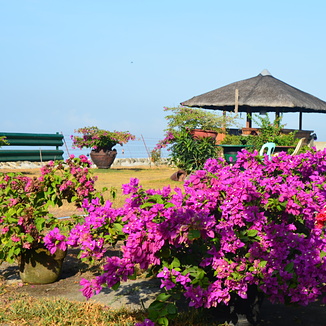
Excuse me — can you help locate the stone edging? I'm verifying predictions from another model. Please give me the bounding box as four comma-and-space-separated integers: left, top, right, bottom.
0, 158, 168, 169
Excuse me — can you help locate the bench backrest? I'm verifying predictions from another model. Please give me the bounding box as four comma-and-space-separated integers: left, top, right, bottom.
0, 132, 64, 162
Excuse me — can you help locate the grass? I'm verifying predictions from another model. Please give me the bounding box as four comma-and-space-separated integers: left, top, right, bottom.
0, 292, 145, 326
0, 292, 229, 326
93, 166, 181, 207
3, 164, 181, 230
21, 164, 182, 216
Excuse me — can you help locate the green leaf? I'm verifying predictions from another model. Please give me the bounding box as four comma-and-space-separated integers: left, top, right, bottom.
156, 293, 171, 302
164, 202, 175, 208
285, 262, 294, 273
35, 217, 46, 230
25, 234, 34, 243
230, 271, 243, 281
157, 317, 169, 326
166, 303, 177, 315
141, 202, 155, 209
113, 223, 123, 232
170, 257, 180, 269
128, 272, 137, 280
246, 229, 258, 237
14, 247, 21, 255
149, 300, 165, 311
111, 281, 120, 291
188, 229, 201, 240
320, 251, 326, 259
197, 269, 205, 280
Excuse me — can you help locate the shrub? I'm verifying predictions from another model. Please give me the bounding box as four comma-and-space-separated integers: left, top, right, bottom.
166, 129, 218, 173
0, 155, 104, 263
73, 149, 326, 325
162, 106, 239, 133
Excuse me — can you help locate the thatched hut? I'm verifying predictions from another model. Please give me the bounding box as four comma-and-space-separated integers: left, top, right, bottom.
181, 70, 326, 133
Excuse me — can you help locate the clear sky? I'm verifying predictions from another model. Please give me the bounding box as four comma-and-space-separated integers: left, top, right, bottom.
1, 0, 326, 142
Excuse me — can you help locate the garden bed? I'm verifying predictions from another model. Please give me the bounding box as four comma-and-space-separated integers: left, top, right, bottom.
1, 247, 325, 325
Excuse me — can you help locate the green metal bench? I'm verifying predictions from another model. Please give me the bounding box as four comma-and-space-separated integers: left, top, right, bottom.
0, 132, 64, 162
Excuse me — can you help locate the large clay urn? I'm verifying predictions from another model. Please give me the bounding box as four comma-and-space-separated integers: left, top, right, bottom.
90, 148, 117, 169
18, 244, 66, 284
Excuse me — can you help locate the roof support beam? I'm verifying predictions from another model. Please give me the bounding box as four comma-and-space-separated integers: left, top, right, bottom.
299, 110, 303, 130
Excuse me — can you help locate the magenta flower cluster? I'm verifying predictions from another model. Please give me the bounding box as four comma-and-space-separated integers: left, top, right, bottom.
154, 131, 175, 151
71, 126, 136, 150
61, 149, 326, 325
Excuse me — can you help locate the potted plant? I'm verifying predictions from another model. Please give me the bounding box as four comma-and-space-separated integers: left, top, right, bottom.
219, 115, 299, 163
154, 107, 239, 174
71, 126, 136, 169
163, 106, 240, 143
0, 155, 104, 284
161, 128, 218, 174
218, 133, 253, 164
244, 115, 298, 152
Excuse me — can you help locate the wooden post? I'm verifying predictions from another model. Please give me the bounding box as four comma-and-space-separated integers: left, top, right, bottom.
275, 110, 280, 127
235, 89, 239, 114
246, 110, 252, 128
299, 110, 303, 130
222, 111, 226, 131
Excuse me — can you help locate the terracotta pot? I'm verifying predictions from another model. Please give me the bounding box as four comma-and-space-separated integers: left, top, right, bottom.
18, 245, 66, 284
190, 129, 218, 140
90, 148, 117, 169
216, 133, 226, 144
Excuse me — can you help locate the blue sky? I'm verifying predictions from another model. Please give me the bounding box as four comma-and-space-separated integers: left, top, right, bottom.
1, 0, 326, 142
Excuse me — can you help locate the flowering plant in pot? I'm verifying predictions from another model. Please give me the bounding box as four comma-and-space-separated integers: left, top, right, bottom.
71, 126, 135, 151
71, 126, 136, 168
68, 149, 326, 326
156, 128, 218, 174
0, 155, 104, 283
154, 107, 239, 174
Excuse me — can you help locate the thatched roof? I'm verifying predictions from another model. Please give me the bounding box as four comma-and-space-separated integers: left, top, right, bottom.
181, 70, 326, 113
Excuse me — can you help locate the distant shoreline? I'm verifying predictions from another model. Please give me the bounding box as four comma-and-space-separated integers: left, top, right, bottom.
0, 158, 169, 169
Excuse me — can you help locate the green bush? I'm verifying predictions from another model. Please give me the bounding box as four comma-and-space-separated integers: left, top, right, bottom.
167, 129, 218, 173
163, 106, 239, 132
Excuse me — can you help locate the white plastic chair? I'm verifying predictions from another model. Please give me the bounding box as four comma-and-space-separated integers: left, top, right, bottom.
291, 138, 306, 156
259, 142, 276, 160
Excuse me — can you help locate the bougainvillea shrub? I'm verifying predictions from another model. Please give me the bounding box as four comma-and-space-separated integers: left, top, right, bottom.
58, 149, 326, 325
0, 155, 103, 263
